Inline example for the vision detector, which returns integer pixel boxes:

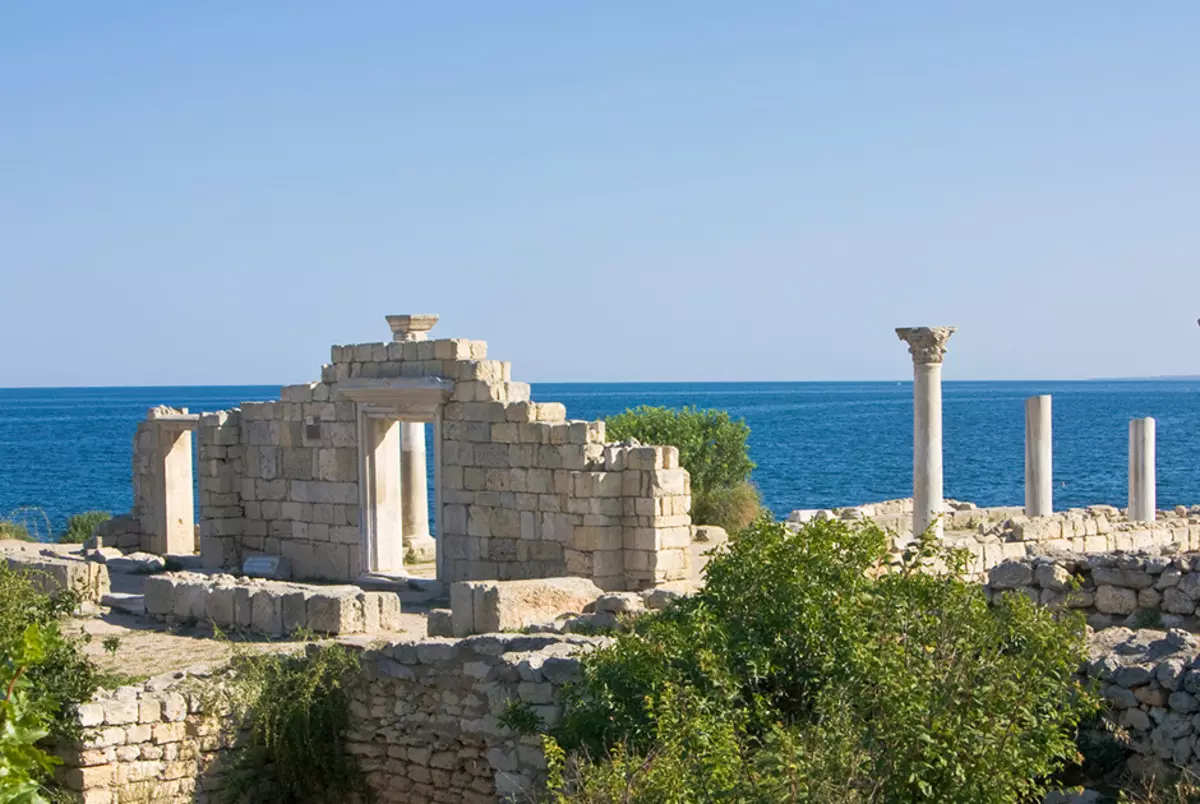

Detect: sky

[2,3,1199,386]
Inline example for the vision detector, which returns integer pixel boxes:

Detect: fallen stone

[107,552,167,575]
[453,577,602,635]
[88,547,124,565]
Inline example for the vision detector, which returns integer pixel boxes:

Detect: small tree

[605,406,754,495]
[605,406,761,533]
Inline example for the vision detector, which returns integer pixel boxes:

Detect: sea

[1,381,1198,537]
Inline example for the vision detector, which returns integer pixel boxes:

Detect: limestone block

[426,609,454,637]
[143,575,177,616]
[1095,586,1138,615]
[172,576,209,622]
[468,577,603,634]
[205,585,236,627]
[280,589,312,633]
[988,561,1034,590]
[251,588,284,636]
[306,590,365,634]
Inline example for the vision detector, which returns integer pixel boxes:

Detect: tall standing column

[1128,417,1157,522]
[896,327,956,538]
[401,422,436,561]
[1024,395,1053,516]
[386,314,440,563]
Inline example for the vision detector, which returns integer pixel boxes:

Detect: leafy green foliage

[221,644,371,804]
[1,508,53,543]
[604,405,760,533]
[0,521,33,542]
[604,406,755,496]
[57,511,111,544]
[0,564,100,803]
[497,699,544,736]
[690,481,763,535]
[0,563,98,744]
[551,519,1099,803]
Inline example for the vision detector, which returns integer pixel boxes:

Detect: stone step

[101,592,145,615]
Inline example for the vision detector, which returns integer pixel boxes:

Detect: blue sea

[1,382,1198,536]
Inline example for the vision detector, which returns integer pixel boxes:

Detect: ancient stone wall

[57,633,597,803]
[188,328,692,591]
[141,572,403,637]
[987,552,1200,629]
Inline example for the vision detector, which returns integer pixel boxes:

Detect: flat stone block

[280,589,312,633]
[205,585,236,627]
[306,590,365,634]
[143,575,177,616]
[250,588,284,636]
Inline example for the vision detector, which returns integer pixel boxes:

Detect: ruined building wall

[56,633,594,804]
[191,334,692,591]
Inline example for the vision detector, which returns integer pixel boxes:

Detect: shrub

[551,519,1098,803]
[1,507,53,542]
[0,563,100,801]
[604,406,755,496]
[691,481,763,535]
[221,644,371,804]
[0,520,33,541]
[57,511,111,544]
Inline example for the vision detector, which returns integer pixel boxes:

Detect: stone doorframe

[338,378,454,580]
[146,410,201,555]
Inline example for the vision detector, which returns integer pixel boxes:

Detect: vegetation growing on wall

[544,518,1099,803]
[604,406,761,534]
[221,644,372,804]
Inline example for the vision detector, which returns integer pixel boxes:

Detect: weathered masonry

[100,314,693,591]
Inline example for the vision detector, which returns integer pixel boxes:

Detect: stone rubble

[141,572,402,637]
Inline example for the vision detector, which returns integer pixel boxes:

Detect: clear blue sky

[3,3,1199,386]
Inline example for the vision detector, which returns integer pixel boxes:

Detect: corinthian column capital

[896,327,956,365]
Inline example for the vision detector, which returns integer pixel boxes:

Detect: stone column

[1128,417,1157,522]
[896,327,955,538]
[401,423,435,560]
[386,314,439,562]
[1024,395,1053,517]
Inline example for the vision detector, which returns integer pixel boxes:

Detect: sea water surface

[1,381,1198,535]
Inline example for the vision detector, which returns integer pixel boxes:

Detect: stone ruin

[98,313,693,593]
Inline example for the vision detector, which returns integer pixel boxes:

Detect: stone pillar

[896,327,955,538]
[386,314,439,562]
[401,422,435,561]
[1128,417,1157,522]
[143,406,200,555]
[365,418,404,573]
[1024,395,1053,517]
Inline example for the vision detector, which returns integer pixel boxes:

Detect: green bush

[57,511,111,544]
[0,563,100,802]
[604,406,755,496]
[691,481,764,535]
[550,519,1098,803]
[221,644,371,804]
[0,520,33,541]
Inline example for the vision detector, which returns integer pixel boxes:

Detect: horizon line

[2,376,1198,391]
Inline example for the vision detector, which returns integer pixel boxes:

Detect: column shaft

[1128,417,1157,522]
[401,422,435,561]
[1024,395,1053,517]
[912,362,944,538]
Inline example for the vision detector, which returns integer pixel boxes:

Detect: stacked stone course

[155,322,696,591]
[142,572,402,637]
[987,551,1200,629]
[59,633,601,803]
